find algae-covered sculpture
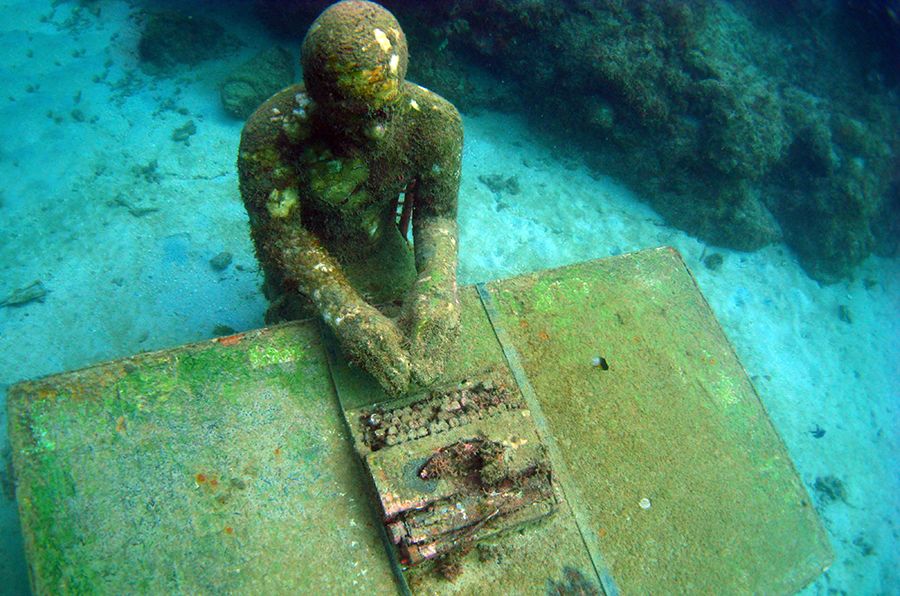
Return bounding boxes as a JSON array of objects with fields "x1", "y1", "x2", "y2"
[{"x1": 238, "y1": 0, "x2": 462, "y2": 396}]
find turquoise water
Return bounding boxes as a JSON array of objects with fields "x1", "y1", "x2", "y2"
[{"x1": 0, "y1": 1, "x2": 897, "y2": 594}]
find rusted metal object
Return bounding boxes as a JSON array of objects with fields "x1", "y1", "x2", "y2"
[{"x1": 346, "y1": 374, "x2": 557, "y2": 567}]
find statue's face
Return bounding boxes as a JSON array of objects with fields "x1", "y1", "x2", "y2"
[{"x1": 301, "y1": 1, "x2": 409, "y2": 118}]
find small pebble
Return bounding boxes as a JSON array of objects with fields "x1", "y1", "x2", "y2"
[
  {"x1": 837, "y1": 304, "x2": 852, "y2": 324},
  {"x1": 172, "y1": 119, "x2": 197, "y2": 144},
  {"x1": 1, "y1": 280, "x2": 47, "y2": 307},
  {"x1": 592, "y1": 356, "x2": 609, "y2": 370},
  {"x1": 209, "y1": 251, "x2": 233, "y2": 271},
  {"x1": 703, "y1": 253, "x2": 724, "y2": 271}
]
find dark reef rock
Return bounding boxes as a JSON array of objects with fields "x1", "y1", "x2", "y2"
[
  {"x1": 364, "y1": 0, "x2": 899, "y2": 282},
  {"x1": 251, "y1": 1, "x2": 898, "y2": 281},
  {"x1": 220, "y1": 47, "x2": 295, "y2": 119},
  {"x1": 138, "y1": 11, "x2": 241, "y2": 73}
]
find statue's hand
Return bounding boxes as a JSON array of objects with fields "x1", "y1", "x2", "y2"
[
  {"x1": 402, "y1": 285, "x2": 460, "y2": 387},
  {"x1": 335, "y1": 303, "x2": 411, "y2": 397}
]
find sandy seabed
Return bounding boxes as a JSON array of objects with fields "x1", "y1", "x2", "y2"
[{"x1": 0, "y1": 1, "x2": 897, "y2": 594}]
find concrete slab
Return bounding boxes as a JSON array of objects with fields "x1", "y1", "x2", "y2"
[
  {"x1": 482, "y1": 247, "x2": 832, "y2": 594},
  {"x1": 8, "y1": 248, "x2": 831, "y2": 594}
]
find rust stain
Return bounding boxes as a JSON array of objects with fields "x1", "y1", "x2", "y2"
[{"x1": 215, "y1": 333, "x2": 244, "y2": 347}]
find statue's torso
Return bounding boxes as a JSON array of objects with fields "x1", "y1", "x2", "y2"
[
  {"x1": 296, "y1": 137, "x2": 408, "y2": 259},
  {"x1": 238, "y1": 82, "x2": 459, "y2": 314},
  {"x1": 239, "y1": 85, "x2": 423, "y2": 310}
]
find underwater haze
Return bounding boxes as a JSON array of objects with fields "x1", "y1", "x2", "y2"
[{"x1": 0, "y1": 0, "x2": 898, "y2": 594}]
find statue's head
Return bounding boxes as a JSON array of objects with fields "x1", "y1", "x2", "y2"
[{"x1": 301, "y1": 1, "x2": 408, "y2": 118}]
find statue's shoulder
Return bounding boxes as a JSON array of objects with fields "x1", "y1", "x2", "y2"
[
  {"x1": 401, "y1": 82, "x2": 462, "y2": 147},
  {"x1": 240, "y1": 84, "x2": 311, "y2": 150},
  {"x1": 402, "y1": 81, "x2": 462, "y2": 126}
]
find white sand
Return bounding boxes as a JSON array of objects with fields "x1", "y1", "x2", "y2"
[{"x1": 0, "y1": 1, "x2": 896, "y2": 593}]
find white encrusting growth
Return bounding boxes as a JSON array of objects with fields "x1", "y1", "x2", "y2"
[{"x1": 373, "y1": 28, "x2": 392, "y2": 52}]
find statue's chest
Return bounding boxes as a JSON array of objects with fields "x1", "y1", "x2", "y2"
[
  {"x1": 305, "y1": 153, "x2": 374, "y2": 213},
  {"x1": 301, "y1": 150, "x2": 403, "y2": 242}
]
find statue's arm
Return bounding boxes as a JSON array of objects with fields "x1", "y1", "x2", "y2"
[
  {"x1": 238, "y1": 91, "x2": 411, "y2": 395},
  {"x1": 255, "y1": 216, "x2": 411, "y2": 396},
  {"x1": 404, "y1": 96, "x2": 464, "y2": 385}
]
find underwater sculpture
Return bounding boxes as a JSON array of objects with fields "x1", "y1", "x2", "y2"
[{"x1": 238, "y1": 0, "x2": 463, "y2": 396}]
